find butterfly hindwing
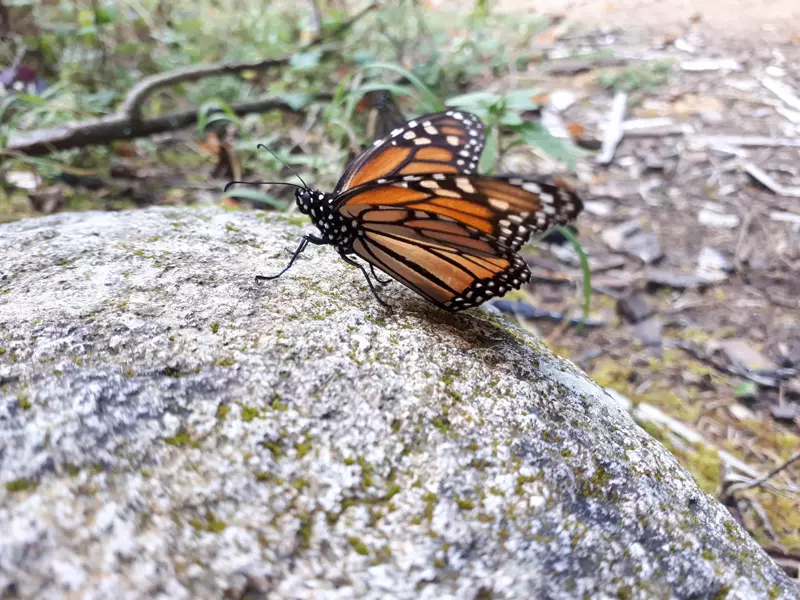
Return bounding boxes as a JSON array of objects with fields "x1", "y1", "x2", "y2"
[
  {"x1": 349, "y1": 207, "x2": 530, "y2": 310},
  {"x1": 332, "y1": 111, "x2": 486, "y2": 196}
]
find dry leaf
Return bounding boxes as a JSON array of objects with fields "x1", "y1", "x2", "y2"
[{"x1": 566, "y1": 122, "x2": 586, "y2": 139}]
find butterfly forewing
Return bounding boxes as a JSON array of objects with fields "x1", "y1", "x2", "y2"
[
  {"x1": 332, "y1": 111, "x2": 486, "y2": 196},
  {"x1": 337, "y1": 173, "x2": 583, "y2": 252}
]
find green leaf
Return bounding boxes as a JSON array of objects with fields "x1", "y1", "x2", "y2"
[
  {"x1": 479, "y1": 127, "x2": 498, "y2": 174},
  {"x1": 279, "y1": 92, "x2": 316, "y2": 111},
  {"x1": 446, "y1": 91, "x2": 500, "y2": 109},
  {"x1": 196, "y1": 100, "x2": 242, "y2": 133},
  {"x1": 499, "y1": 111, "x2": 523, "y2": 126},
  {"x1": 734, "y1": 381, "x2": 758, "y2": 399},
  {"x1": 503, "y1": 89, "x2": 542, "y2": 111},
  {"x1": 290, "y1": 49, "x2": 323, "y2": 70},
  {"x1": 355, "y1": 62, "x2": 444, "y2": 113},
  {"x1": 220, "y1": 188, "x2": 290, "y2": 210},
  {"x1": 555, "y1": 225, "x2": 592, "y2": 331},
  {"x1": 93, "y1": 6, "x2": 118, "y2": 25},
  {"x1": 343, "y1": 82, "x2": 419, "y2": 122},
  {"x1": 515, "y1": 121, "x2": 579, "y2": 168}
]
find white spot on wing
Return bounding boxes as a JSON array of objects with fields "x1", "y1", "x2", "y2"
[
  {"x1": 456, "y1": 177, "x2": 475, "y2": 193},
  {"x1": 489, "y1": 198, "x2": 510, "y2": 211}
]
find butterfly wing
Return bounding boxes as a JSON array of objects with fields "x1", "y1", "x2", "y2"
[
  {"x1": 332, "y1": 111, "x2": 485, "y2": 196},
  {"x1": 336, "y1": 173, "x2": 583, "y2": 310}
]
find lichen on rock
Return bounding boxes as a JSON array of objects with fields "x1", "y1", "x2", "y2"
[{"x1": 0, "y1": 207, "x2": 795, "y2": 599}]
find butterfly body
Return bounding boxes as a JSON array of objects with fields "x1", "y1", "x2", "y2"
[
  {"x1": 257, "y1": 110, "x2": 584, "y2": 312},
  {"x1": 295, "y1": 188, "x2": 356, "y2": 249}
]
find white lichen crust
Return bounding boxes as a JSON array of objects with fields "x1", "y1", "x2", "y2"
[{"x1": 0, "y1": 207, "x2": 794, "y2": 600}]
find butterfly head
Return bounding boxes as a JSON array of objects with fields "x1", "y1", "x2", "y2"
[
  {"x1": 295, "y1": 187, "x2": 333, "y2": 216},
  {"x1": 295, "y1": 187, "x2": 314, "y2": 215}
]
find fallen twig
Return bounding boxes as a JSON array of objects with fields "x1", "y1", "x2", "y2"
[
  {"x1": 5, "y1": 4, "x2": 375, "y2": 156},
  {"x1": 6, "y1": 95, "x2": 331, "y2": 156},
  {"x1": 309, "y1": 0, "x2": 323, "y2": 37},
  {"x1": 689, "y1": 135, "x2": 800, "y2": 149},
  {"x1": 680, "y1": 58, "x2": 742, "y2": 72},
  {"x1": 622, "y1": 117, "x2": 693, "y2": 137},
  {"x1": 761, "y1": 76, "x2": 800, "y2": 112},
  {"x1": 769, "y1": 210, "x2": 800, "y2": 225},
  {"x1": 665, "y1": 340, "x2": 798, "y2": 389},
  {"x1": 597, "y1": 91, "x2": 627, "y2": 166},
  {"x1": 726, "y1": 449, "x2": 800, "y2": 495},
  {"x1": 606, "y1": 389, "x2": 764, "y2": 479},
  {"x1": 744, "y1": 163, "x2": 800, "y2": 198},
  {"x1": 491, "y1": 300, "x2": 607, "y2": 328},
  {"x1": 0, "y1": 0, "x2": 9, "y2": 37}
]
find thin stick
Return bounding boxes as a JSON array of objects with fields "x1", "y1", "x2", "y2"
[
  {"x1": 7, "y1": 95, "x2": 330, "y2": 156},
  {"x1": 729, "y1": 449, "x2": 800, "y2": 494},
  {"x1": 597, "y1": 91, "x2": 627, "y2": 165}
]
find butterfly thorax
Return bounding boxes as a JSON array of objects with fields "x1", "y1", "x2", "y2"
[{"x1": 295, "y1": 188, "x2": 356, "y2": 250}]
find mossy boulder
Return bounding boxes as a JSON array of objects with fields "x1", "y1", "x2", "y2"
[{"x1": 0, "y1": 207, "x2": 795, "y2": 599}]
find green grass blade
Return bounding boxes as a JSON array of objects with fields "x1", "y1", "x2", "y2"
[
  {"x1": 343, "y1": 82, "x2": 420, "y2": 123},
  {"x1": 555, "y1": 225, "x2": 592, "y2": 332},
  {"x1": 356, "y1": 62, "x2": 444, "y2": 113}
]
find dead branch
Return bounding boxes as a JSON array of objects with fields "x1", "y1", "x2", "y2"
[
  {"x1": 596, "y1": 91, "x2": 627, "y2": 166},
  {"x1": 0, "y1": 0, "x2": 9, "y2": 37},
  {"x1": 4, "y1": 3, "x2": 374, "y2": 157},
  {"x1": 309, "y1": 0, "x2": 323, "y2": 37},
  {"x1": 5, "y1": 95, "x2": 331, "y2": 156},
  {"x1": 727, "y1": 449, "x2": 800, "y2": 495},
  {"x1": 664, "y1": 340, "x2": 798, "y2": 389}
]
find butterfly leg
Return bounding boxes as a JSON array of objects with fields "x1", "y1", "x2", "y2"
[
  {"x1": 339, "y1": 253, "x2": 392, "y2": 309},
  {"x1": 369, "y1": 264, "x2": 392, "y2": 286},
  {"x1": 256, "y1": 234, "x2": 325, "y2": 282}
]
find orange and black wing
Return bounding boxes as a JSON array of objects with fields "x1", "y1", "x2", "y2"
[
  {"x1": 335, "y1": 173, "x2": 583, "y2": 310},
  {"x1": 332, "y1": 111, "x2": 485, "y2": 196}
]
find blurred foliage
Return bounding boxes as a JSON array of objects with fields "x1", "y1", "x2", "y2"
[{"x1": 1, "y1": 0, "x2": 583, "y2": 193}]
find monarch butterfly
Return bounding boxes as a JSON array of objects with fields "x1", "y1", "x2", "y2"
[{"x1": 226, "y1": 110, "x2": 583, "y2": 311}]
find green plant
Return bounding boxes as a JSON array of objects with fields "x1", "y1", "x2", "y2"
[{"x1": 598, "y1": 61, "x2": 673, "y2": 93}]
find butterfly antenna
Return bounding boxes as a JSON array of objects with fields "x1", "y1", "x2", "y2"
[
  {"x1": 223, "y1": 180, "x2": 304, "y2": 193},
  {"x1": 257, "y1": 143, "x2": 309, "y2": 189}
]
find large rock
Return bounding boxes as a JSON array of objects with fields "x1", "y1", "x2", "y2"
[{"x1": 0, "y1": 207, "x2": 795, "y2": 599}]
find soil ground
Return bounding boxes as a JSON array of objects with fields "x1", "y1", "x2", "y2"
[
  {"x1": 460, "y1": 0, "x2": 800, "y2": 580},
  {"x1": 443, "y1": 0, "x2": 800, "y2": 42}
]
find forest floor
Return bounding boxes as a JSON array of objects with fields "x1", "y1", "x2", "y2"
[{"x1": 460, "y1": 1, "x2": 800, "y2": 580}]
